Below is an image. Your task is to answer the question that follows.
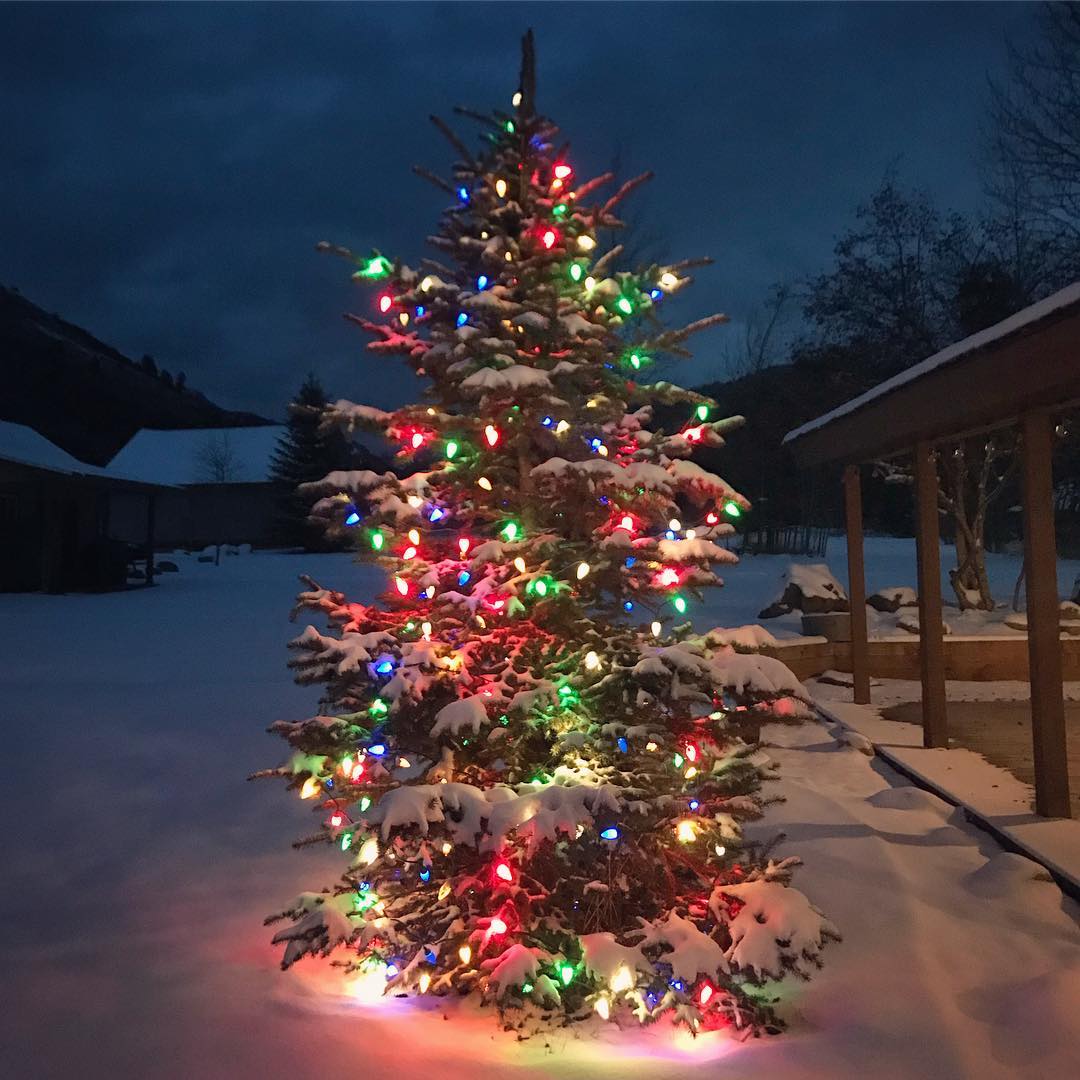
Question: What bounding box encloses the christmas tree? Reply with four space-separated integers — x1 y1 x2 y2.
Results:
269 373 361 551
261 33 835 1036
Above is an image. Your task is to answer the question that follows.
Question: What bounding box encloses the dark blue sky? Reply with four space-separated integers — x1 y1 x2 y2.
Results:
1 2 1032 419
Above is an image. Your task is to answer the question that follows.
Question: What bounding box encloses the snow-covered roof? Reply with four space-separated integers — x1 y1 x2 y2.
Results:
108 425 285 485
784 281 1080 445
0 419 161 486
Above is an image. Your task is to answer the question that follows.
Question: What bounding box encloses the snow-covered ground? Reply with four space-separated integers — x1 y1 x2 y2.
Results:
3 547 1079 1079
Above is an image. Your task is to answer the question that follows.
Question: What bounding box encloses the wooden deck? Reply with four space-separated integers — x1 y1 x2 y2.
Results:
881 700 1080 819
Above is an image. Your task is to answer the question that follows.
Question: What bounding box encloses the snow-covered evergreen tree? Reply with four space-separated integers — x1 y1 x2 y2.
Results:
261 34 835 1036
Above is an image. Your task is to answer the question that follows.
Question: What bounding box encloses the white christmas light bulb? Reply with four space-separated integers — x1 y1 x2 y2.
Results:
513 557 526 573
577 235 596 252
478 477 492 491
585 650 600 670
576 562 590 579
495 178 507 198
651 621 662 637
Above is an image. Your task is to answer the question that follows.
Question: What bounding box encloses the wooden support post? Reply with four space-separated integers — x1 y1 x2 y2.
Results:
913 442 948 748
1021 411 1071 818
844 464 870 704
144 492 156 587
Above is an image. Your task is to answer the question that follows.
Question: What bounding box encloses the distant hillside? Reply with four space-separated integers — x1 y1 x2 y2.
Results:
0 286 270 464
691 359 875 530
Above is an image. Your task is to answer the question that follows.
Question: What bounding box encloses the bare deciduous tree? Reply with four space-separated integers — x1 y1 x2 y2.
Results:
194 431 243 483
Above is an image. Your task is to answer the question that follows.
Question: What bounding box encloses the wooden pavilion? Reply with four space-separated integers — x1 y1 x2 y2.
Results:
784 283 1080 819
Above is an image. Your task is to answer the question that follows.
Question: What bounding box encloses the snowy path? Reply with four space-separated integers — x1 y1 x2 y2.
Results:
2 551 1078 1079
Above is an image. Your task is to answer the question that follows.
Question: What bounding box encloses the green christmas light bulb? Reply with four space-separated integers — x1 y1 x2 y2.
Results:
445 440 459 460
695 404 710 422
673 595 688 615
371 531 385 551
559 964 574 986
723 500 742 518
615 296 634 316
501 521 519 542
568 263 583 283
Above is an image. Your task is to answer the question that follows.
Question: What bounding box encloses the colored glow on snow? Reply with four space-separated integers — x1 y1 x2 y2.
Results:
684 426 704 442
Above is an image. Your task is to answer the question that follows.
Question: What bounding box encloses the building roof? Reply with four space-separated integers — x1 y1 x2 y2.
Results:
0 419 164 487
783 281 1080 466
107 424 285 485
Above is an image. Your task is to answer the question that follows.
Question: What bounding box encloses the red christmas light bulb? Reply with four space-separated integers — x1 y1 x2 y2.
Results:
330 812 344 828
458 537 471 557
489 916 507 935
698 982 714 1006
553 163 572 179
706 511 719 525
494 860 514 883
484 425 500 447
394 576 409 596
378 294 393 314
541 229 558 249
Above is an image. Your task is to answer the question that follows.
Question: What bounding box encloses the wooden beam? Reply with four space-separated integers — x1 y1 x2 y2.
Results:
785 305 1080 467
843 465 870 704
913 443 948 748
1020 411 1071 818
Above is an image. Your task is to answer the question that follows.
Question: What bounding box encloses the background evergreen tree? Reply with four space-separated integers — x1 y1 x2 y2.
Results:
270 373 355 550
